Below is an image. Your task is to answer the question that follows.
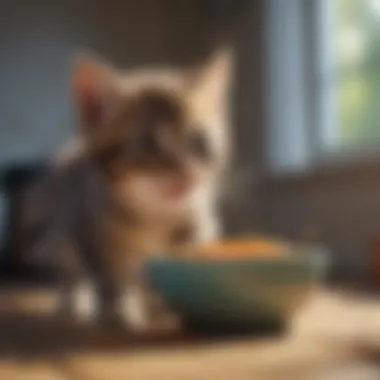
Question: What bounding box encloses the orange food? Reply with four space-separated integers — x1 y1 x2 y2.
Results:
197 238 287 260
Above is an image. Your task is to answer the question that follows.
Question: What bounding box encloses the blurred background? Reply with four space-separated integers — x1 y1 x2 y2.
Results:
0 0 380 290
0 2 379 379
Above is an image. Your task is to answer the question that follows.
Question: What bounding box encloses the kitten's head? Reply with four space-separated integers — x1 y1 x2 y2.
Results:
72 49 233 213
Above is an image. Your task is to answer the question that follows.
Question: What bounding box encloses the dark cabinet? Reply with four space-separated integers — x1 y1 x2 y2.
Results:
0 164 48 281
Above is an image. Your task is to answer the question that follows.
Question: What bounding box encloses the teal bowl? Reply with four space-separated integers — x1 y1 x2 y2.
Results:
146 248 328 333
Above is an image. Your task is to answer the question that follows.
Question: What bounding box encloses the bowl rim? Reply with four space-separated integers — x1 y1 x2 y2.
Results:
147 247 329 267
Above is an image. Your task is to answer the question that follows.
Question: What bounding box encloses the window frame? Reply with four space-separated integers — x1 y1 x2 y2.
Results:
264 0 380 179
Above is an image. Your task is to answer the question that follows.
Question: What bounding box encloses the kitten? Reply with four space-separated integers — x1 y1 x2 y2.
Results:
22 48 233 331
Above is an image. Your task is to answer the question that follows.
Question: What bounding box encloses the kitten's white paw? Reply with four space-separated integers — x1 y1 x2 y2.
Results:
121 287 180 333
122 286 150 332
72 280 98 323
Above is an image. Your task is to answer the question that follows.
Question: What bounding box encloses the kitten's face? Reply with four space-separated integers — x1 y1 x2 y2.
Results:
73 52 231 212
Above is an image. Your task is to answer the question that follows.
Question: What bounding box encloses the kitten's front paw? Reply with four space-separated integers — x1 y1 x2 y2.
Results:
71 283 130 332
71 280 99 324
122 287 180 334
122 286 150 333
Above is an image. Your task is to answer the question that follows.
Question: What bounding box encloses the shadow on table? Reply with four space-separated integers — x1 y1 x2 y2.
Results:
0 310 288 360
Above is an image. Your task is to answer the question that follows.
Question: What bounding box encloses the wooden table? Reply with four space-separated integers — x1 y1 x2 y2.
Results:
0 287 378 380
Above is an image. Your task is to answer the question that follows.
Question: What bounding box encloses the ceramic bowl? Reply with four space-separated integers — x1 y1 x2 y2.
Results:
146 247 328 333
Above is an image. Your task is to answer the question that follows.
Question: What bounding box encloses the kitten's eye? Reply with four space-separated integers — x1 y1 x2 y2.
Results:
130 134 159 156
141 135 158 153
95 142 125 167
188 130 211 161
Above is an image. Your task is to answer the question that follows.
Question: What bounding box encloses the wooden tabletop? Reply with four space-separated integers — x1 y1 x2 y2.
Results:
0 287 379 380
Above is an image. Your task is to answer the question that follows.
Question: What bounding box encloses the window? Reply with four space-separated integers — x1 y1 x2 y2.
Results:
320 0 380 151
264 0 380 175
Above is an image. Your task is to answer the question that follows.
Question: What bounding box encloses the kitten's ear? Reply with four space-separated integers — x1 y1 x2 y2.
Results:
72 53 122 133
188 47 234 113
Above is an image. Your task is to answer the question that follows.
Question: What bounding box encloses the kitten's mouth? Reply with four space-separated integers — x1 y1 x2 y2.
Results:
163 177 193 200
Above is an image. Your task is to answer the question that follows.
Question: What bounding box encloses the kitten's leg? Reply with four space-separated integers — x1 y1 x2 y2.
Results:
61 270 125 328
122 266 178 333
93 259 166 333
96 279 127 328
123 277 150 332
79 262 126 328
71 227 129 328
57 242 99 323
60 277 98 323
124 214 222 333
